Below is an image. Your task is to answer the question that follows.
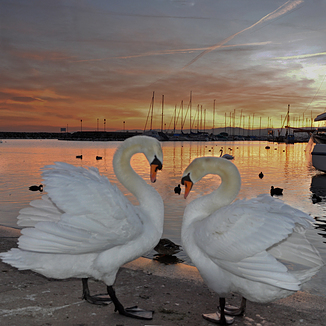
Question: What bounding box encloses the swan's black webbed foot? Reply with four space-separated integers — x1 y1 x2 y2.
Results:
222 297 247 316
202 297 234 325
123 306 153 319
107 285 153 320
82 278 112 305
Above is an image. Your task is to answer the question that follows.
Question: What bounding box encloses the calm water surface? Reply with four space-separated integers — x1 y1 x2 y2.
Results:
0 139 325 294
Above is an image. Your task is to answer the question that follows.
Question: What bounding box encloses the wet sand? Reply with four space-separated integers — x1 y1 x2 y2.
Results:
0 226 325 326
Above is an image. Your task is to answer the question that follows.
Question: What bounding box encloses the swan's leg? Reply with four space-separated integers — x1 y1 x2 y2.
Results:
107 285 153 320
81 278 112 305
202 297 234 325
223 297 246 316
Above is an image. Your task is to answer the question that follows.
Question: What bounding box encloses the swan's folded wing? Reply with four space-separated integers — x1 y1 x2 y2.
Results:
213 251 301 291
17 162 143 254
194 194 314 263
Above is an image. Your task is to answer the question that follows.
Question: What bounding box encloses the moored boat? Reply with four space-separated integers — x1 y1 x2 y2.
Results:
312 143 326 172
311 112 326 172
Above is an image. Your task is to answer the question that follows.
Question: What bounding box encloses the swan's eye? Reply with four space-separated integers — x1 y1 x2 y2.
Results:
181 173 192 185
151 155 162 171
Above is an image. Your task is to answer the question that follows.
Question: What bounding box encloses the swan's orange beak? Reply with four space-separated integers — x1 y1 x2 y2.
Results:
181 173 193 199
150 164 159 183
150 156 163 183
183 180 193 199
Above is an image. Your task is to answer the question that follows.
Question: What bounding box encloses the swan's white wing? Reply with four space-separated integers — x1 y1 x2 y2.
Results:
215 251 301 290
17 162 143 254
18 195 62 226
195 194 313 261
194 194 315 288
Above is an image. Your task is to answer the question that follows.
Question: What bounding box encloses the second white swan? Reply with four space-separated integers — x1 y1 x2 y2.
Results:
181 157 324 325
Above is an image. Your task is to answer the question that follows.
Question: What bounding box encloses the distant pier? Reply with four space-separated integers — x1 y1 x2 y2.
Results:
0 131 140 141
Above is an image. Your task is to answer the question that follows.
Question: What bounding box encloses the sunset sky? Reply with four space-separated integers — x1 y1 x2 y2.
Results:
1 0 326 132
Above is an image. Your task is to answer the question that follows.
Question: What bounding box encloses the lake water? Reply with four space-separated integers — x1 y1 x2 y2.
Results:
0 139 325 295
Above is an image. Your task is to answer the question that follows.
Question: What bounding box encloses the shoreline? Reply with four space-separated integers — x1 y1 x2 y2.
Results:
1 226 325 326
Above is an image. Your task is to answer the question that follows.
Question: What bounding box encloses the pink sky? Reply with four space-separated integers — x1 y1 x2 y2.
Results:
1 0 326 132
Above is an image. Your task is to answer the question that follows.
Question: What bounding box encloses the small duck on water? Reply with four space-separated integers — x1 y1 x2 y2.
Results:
29 184 43 192
270 186 283 196
174 184 181 195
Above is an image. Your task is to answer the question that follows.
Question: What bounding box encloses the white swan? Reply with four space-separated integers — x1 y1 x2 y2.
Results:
219 148 234 160
181 157 324 325
0 135 164 320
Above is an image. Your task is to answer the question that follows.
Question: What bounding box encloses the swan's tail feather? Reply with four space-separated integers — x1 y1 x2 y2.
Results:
268 227 324 285
291 265 323 284
216 251 302 291
0 249 30 270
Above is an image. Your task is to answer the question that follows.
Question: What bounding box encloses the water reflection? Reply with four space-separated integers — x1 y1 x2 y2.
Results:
310 174 326 237
311 174 326 197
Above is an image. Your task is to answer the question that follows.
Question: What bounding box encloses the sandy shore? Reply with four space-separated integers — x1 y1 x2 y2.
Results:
0 226 325 326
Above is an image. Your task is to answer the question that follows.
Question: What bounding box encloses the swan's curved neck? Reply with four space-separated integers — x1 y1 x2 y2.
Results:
113 142 150 202
186 160 241 223
205 171 240 214
112 141 163 228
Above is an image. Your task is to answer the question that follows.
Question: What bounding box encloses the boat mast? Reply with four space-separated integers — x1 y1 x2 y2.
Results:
240 109 243 136
143 91 155 132
161 94 164 132
181 100 184 133
229 112 232 136
213 99 216 135
252 113 255 137
248 116 250 137
197 105 200 133
189 91 192 134
224 112 226 133
173 105 176 134
150 91 154 131
285 104 290 137
233 109 236 136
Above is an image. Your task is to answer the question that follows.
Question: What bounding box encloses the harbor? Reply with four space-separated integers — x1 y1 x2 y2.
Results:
1 99 323 143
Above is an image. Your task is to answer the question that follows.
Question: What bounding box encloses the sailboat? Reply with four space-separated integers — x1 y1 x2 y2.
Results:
312 112 326 144
276 105 295 143
143 92 169 140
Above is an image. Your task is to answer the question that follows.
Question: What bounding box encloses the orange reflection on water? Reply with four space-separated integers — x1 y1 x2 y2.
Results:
0 139 323 246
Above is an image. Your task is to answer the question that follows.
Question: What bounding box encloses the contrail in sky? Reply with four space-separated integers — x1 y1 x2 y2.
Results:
275 52 326 60
183 0 304 69
72 41 271 63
